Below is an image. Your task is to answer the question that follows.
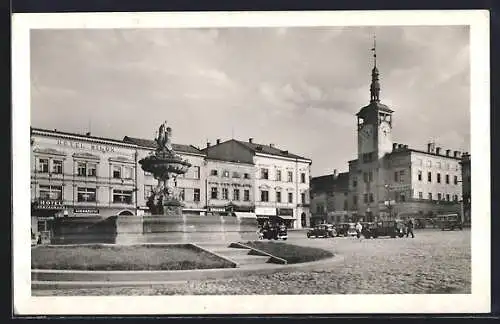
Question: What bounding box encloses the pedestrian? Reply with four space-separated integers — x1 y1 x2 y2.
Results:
406 218 415 238
355 221 363 239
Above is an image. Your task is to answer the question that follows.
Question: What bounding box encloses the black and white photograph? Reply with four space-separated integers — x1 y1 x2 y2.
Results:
12 10 490 314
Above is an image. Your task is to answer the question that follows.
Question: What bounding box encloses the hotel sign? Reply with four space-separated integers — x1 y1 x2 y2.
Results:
74 208 100 214
36 200 64 210
56 139 116 153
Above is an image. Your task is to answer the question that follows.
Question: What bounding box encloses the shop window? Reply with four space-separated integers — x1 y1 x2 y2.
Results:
276 170 282 181
233 189 240 201
113 189 132 204
222 188 229 200
52 160 63 174
77 187 96 202
39 185 62 200
301 173 306 183
276 191 282 203
288 192 293 203
194 188 200 202
112 165 121 179
244 189 250 201
261 190 269 202
261 168 269 180
211 187 218 199
38 158 49 173
144 185 153 200
287 171 293 182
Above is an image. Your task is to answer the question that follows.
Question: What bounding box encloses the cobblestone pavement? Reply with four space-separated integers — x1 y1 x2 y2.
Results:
33 229 470 295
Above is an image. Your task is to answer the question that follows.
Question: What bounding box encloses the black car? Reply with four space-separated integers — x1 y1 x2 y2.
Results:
307 224 335 238
360 222 376 238
260 224 288 240
366 220 405 238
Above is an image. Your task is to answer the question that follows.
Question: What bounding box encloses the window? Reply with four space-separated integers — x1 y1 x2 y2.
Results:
287 171 293 182
261 168 269 180
418 170 422 181
232 171 240 178
445 174 450 184
428 193 433 200
113 189 132 204
39 185 62 200
427 160 432 167
222 170 230 178
210 169 218 176
38 158 49 173
211 187 218 199
368 171 373 182
77 187 96 202
394 171 398 182
244 190 250 201
77 162 87 176
437 193 442 201
112 165 121 179
301 173 306 183
288 192 293 203
301 193 306 204
179 189 185 201
244 173 250 179
194 166 200 179
144 185 153 200
123 166 133 179
363 193 368 203
353 178 357 187
276 191 282 203
221 188 229 200
276 170 282 181
261 190 269 202
399 170 405 183
194 188 200 202
88 163 97 177
418 192 423 199
369 193 374 203
233 189 240 201
353 196 358 206
446 194 450 201
400 193 405 202
364 172 368 183
437 173 441 183
52 160 63 174
454 175 458 185
427 172 432 182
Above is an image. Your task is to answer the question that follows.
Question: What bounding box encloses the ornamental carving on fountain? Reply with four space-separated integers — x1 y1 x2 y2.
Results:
139 121 191 215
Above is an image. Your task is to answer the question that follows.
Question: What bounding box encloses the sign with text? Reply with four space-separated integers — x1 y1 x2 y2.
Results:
36 200 64 210
57 139 116 153
73 208 99 214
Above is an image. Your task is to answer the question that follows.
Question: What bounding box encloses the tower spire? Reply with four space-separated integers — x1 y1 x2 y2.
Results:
370 35 380 103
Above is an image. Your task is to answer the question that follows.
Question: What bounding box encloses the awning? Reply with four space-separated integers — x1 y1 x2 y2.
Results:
234 212 257 219
278 215 295 220
255 207 276 216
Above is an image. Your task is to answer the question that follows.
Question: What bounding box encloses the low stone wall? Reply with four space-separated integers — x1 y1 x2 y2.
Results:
50 215 259 244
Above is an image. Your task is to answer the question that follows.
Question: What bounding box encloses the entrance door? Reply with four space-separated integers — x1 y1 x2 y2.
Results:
301 212 307 227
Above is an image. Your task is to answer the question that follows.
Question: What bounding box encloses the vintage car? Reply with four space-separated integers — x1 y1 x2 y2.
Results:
437 214 463 231
368 220 406 238
307 224 335 238
259 223 288 240
335 223 356 237
360 222 377 238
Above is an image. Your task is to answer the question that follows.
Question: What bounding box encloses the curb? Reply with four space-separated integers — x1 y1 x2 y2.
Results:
32 255 345 290
229 242 287 264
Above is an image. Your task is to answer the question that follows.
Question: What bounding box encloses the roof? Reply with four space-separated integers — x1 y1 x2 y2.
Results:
122 136 205 155
31 127 131 146
387 148 462 161
356 101 394 117
311 172 349 193
233 139 311 161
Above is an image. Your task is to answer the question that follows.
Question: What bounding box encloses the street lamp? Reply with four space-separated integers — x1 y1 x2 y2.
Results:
384 184 393 220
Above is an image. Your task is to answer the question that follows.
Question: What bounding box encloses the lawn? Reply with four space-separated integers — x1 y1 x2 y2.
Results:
242 241 334 264
31 244 235 271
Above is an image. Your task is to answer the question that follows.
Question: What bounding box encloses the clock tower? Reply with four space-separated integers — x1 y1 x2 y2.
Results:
354 37 394 221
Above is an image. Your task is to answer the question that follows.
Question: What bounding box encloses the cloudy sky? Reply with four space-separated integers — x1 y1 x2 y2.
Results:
30 25 470 177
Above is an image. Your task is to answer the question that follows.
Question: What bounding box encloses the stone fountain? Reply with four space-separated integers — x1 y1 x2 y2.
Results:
139 121 191 217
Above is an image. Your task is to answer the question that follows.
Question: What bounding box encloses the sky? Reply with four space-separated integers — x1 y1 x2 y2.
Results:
30 25 470 177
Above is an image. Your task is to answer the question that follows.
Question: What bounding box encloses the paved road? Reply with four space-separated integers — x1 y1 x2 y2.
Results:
33 228 470 295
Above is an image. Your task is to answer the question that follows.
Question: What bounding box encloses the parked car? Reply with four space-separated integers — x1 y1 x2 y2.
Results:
369 220 405 238
360 222 377 238
260 223 288 240
325 224 337 237
335 223 357 237
307 224 334 238
437 214 463 231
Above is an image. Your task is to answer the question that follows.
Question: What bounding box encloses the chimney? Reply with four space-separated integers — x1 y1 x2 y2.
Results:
398 144 404 149
446 149 451 156
206 142 211 148
404 145 408 149
86 132 91 136
436 147 441 155
269 143 274 148
427 143 432 152
249 138 253 143
392 143 398 151
333 169 338 177
216 139 221 145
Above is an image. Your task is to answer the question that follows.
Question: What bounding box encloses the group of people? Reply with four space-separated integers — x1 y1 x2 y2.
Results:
353 218 415 239
257 220 287 240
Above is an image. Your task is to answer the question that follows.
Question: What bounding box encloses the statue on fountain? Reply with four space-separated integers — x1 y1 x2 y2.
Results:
140 122 192 216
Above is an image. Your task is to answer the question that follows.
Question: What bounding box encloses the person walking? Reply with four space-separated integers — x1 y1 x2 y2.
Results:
355 221 363 239
406 218 415 238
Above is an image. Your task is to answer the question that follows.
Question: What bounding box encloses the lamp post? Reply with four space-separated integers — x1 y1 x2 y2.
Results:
384 184 393 220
